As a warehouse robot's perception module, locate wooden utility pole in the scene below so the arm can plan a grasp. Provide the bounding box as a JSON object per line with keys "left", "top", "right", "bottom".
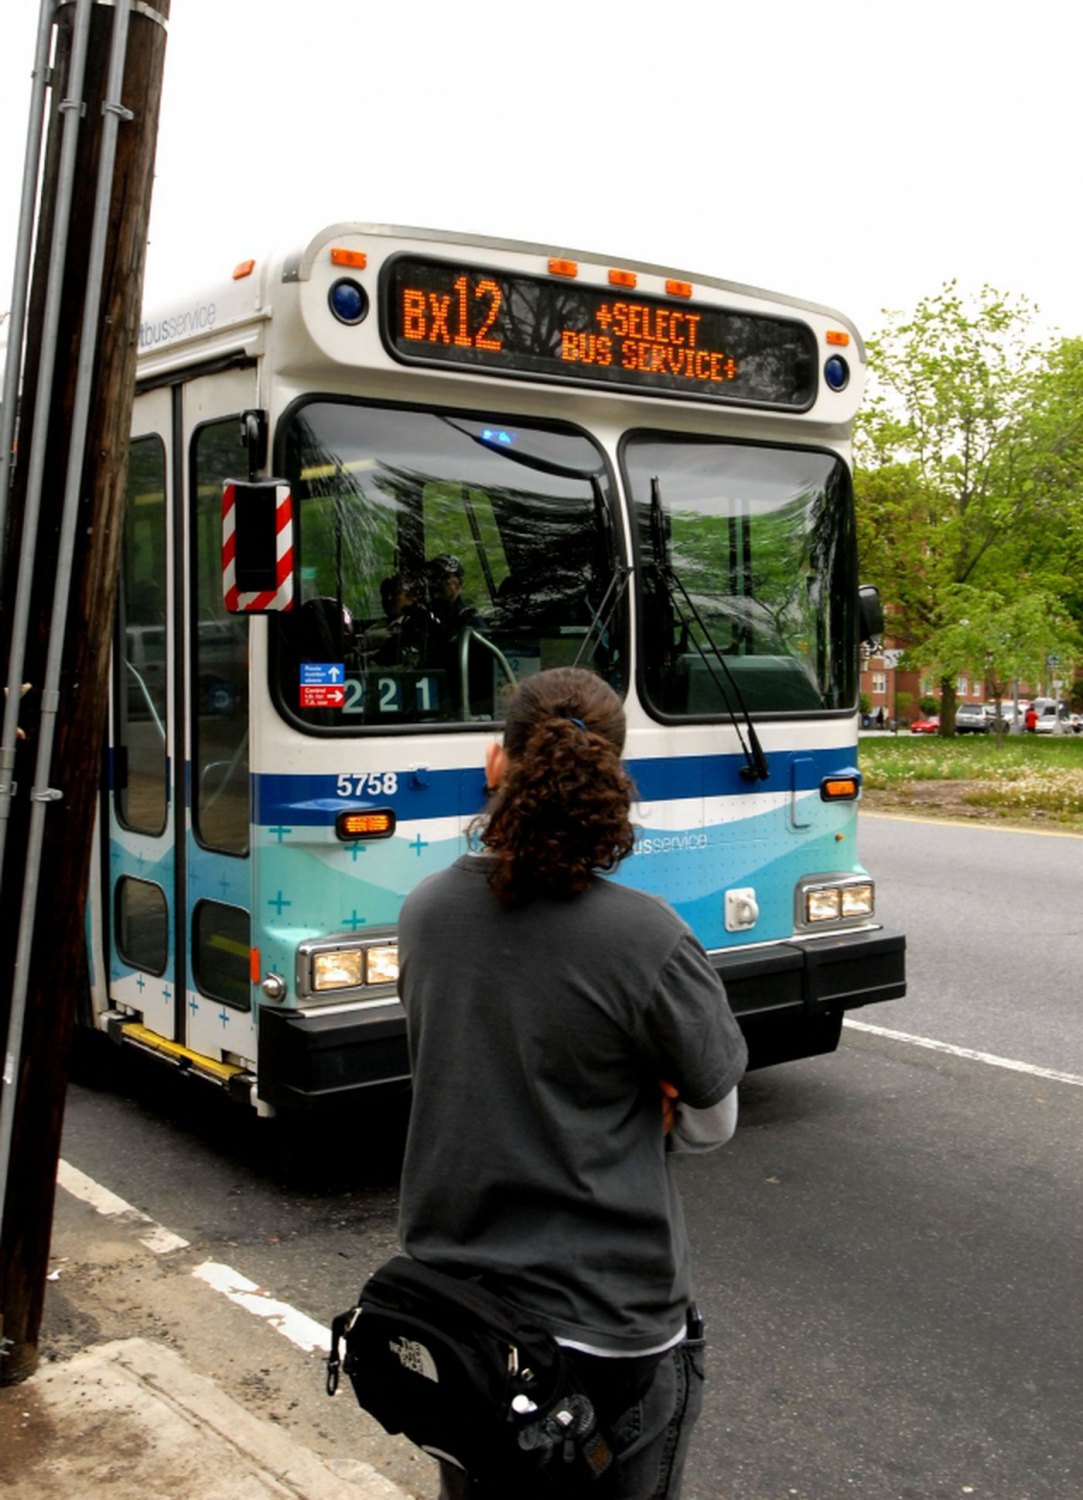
{"left": 0, "top": 0, "right": 169, "bottom": 1383}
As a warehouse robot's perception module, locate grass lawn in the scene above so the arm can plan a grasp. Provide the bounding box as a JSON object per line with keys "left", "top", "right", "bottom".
{"left": 858, "top": 732, "right": 1083, "bottom": 827}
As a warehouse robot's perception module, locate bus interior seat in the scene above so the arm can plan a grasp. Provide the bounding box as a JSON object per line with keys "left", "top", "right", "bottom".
{"left": 674, "top": 653, "right": 822, "bottom": 714}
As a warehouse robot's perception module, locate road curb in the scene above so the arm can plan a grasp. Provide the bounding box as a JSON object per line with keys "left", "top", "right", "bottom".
{"left": 4, "top": 1337, "right": 409, "bottom": 1499}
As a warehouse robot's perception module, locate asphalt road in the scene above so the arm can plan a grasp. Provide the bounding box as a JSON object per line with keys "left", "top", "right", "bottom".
{"left": 858, "top": 810, "right": 1083, "bottom": 1075}
{"left": 50, "top": 812, "right": 1083, "bottom": 1500}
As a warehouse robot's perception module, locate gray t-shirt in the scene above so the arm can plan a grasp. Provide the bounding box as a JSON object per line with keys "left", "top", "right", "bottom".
{"left": 397, "top": 855, "right": 747, "bottom": 1353}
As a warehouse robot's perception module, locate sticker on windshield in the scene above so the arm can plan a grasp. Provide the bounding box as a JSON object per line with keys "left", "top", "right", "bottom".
{"left": 300, "top": 662, "right": 345, "bottom": 708}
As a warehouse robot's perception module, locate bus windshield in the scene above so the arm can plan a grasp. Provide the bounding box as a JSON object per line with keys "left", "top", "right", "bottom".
{"left": 624, "top": 435, "right": 857, "bottom": 718}
{"left": 273, "top": 403, "right": 626, "bottom": 728}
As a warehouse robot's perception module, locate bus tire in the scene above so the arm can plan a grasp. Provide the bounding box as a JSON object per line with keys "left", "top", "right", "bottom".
{"left": 69, "top": 1025, "right": 127, "bottom": 1092}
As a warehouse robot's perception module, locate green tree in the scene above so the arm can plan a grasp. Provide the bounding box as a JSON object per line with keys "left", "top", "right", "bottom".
{"left": 854, "top": 282, "right": 1074, "bottom": 732}
{"left": 910, "top": 585, "right": 1078, "bottom": 735}
{"left": 1009, "top": 336, "right": 1083, "bottom": 624}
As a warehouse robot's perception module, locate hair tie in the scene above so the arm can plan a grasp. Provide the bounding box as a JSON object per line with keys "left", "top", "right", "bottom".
{"left": 569, "top": 716, "right": 586, "bottom": 731}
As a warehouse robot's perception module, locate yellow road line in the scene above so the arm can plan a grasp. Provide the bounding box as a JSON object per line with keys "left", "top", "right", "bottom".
{"left": 861, "top": 810, "right": 1083, "bottom": 839}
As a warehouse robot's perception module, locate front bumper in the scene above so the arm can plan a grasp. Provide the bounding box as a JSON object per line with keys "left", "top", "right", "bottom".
{"left": 257, "top": 999, "right": 410, "bottom": 1112}
{"left": 257, "top": 926, "right": 906, "bottom": 1108}
{"left": 714, "top": 925, "right": 906, "bottom": 1069}
{"left": 713, "top": 925, "right": 906, "bottom": 1018}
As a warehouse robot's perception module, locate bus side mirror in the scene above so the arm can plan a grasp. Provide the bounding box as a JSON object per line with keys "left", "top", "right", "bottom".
{"left": 223, "top": 479, "right": 295, "bottom": 613}
{"left": 858, "top": 584, "right": 884, "bottom": 644}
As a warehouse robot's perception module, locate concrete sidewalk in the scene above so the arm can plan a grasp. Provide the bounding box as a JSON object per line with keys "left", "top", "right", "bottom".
{"left": 0, "top": 1337, "right": 409, "bottom": 1499}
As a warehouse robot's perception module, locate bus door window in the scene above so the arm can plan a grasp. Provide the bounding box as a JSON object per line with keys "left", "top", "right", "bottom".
{"left": 115, "top": 877, "right": 169, "bottom": 976}
{"left": 624, "top": 436, "right": 856, "bottom": 719}
{"left": 273, "top": 404, "right": 626, "bottom": 729}
{"left": 115, "top": 436, "right": 168, "bottom": 833}
{"left": 192, "top": 900, "right": 252, "bottom": 1012}
{"left": 192, "top": 419, "right": 250, "bottom": 854}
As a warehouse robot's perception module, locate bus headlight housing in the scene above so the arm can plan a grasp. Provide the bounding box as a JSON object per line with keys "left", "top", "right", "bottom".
{"left": 297, "top": 932, "right": 399, "bottom": 999}
{"left": 798, "top": 878, "right": 874, "bottom": 928}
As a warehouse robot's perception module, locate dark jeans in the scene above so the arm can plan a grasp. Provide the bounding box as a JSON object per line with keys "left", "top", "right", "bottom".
{"left": 437, "top": 1333, "right": 706, "bottom": 1500}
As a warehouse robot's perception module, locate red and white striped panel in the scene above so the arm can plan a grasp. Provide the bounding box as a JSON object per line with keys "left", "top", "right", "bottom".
{"left": 222, "top": 480, "right": 295, "bottom": 613}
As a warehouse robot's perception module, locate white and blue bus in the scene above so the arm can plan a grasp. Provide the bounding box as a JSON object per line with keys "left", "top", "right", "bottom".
{"left": 92, "top": 222, "right": 905, "bottom": 1115}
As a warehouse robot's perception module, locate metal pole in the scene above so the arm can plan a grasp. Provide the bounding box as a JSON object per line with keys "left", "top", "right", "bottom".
{"left": 0, "top": 0, "right": 57, "bottom": 574}
{"left": 0, "top": 0, "right": 92, "bottom": 888}
{"left": 0, "top": 0, "right": 98, "bottom": 1250}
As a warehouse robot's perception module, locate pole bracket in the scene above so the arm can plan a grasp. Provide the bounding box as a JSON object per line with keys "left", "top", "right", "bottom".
{"left": 29, "top": 787, "right": 63, "bottom": 804}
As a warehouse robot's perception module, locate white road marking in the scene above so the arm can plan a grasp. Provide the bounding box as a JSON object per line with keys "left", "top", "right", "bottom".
{"left": 56, "top": 1159, "right": 190, "bottom": 1253}
{"left": 57, "top": 1159, "right": 330, "bottom": 1353}
{"left": 193, "top": 1261, "right": 329, "bottom": 1352}
{"left": 844, "top": 1019, "right": 1083, "bottom": 1087}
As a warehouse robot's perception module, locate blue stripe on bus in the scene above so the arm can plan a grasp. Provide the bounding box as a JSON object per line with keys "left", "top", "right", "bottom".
{"left": 252, "top": 747, "right": 860, "bottom": 827}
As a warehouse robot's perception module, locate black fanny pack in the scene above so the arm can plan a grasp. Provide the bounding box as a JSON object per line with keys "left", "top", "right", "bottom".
{"left": 327, "top": 1255, "right": 613, "bottom": 1490}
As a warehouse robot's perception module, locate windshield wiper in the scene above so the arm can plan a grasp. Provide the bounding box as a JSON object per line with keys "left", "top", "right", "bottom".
{"left": 648, "top": 476, "right": 769, "bottom": 782}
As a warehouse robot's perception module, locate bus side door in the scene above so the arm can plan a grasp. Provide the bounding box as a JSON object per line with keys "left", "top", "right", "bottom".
{"left": 107, "top": 390, "right": 177, "bottom": 1043}
{"left": 182, "top": 372, "right": 261, "bottom": 1081}
{"left": 106, "top": 371, "right": 261, "bottom": 1090}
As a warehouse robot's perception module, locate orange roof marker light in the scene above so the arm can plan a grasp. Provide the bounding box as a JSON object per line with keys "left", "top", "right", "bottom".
{"left": 548, "top": 258, "right": 578, "bottom": 278}
{"left": 825, "top": 329, "right": 850, "bottom": 347}
{"left": 331, "top": 248, "right": 368, "bottom": 269}
{"left": 232, "top": 259, "right": 256, "bottom": 280}
{"left": 608, "top": 268, "right": 637, "bottom": 289}
{"left": 666, "top": 279, "right": 693, "bottom": 299}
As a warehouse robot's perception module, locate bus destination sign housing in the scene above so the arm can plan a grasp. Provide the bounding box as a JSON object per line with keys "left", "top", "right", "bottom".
{"left": 383, "top": 255, "right": 819, "bottom": 411}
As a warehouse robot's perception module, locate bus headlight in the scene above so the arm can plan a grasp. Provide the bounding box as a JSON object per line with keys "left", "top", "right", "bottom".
{"left": 312, "top": 948, "right": 366, "bottom": 992}
{"left": 840, "top": 882, "right": 874, "bottom": 918}
{"left": 365, "top": 944, "right": 400, "bottom": 986}
{"left": 798, "top": 878, "right": 874, "bottom": 928}
{"left": 297, "top": 933, "right": 399, "bottom": 999}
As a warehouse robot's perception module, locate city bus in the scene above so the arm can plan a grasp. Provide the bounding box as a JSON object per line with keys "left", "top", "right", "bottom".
{"left": 90, "top": 222, "right": 905, "bottom": 1116}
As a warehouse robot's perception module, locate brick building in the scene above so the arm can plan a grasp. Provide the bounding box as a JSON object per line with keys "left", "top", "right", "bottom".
{"left": 859, "top": 642, "right": 1074, "bottom": 728}
{"left": 859, "top": 642, "right": 988, "bottom": 728}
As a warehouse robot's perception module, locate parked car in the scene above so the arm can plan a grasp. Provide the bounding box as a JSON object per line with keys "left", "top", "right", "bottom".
{"left": 1070, "top": 714, "right": 1083, "bottom": 734}
{"left": 910, "top": 715, "right": 940, "bottom": 734}
{"left": 955, "top": 703, "right": 993, "bottom": 734}
{"left": 1035, "top": 704, "right": 1073, "bottom": 734}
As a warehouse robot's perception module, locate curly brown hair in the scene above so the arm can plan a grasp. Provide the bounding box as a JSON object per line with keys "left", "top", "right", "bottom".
{"left": 479, "top": 668, "right": 636, "bottom": 905}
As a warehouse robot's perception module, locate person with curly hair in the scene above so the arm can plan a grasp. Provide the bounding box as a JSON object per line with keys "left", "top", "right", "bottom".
{"left": 397, "top": 666, "right": 747, "bottom": 1499}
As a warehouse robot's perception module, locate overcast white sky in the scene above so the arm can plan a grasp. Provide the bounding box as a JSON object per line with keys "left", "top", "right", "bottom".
{"left": 1, "top": 1, "right": 1079, "bottom": 346}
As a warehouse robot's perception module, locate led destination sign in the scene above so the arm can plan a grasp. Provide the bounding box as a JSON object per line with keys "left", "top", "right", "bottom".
{"left": 384, "top": 255, "right": 818, "bottom": 410}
